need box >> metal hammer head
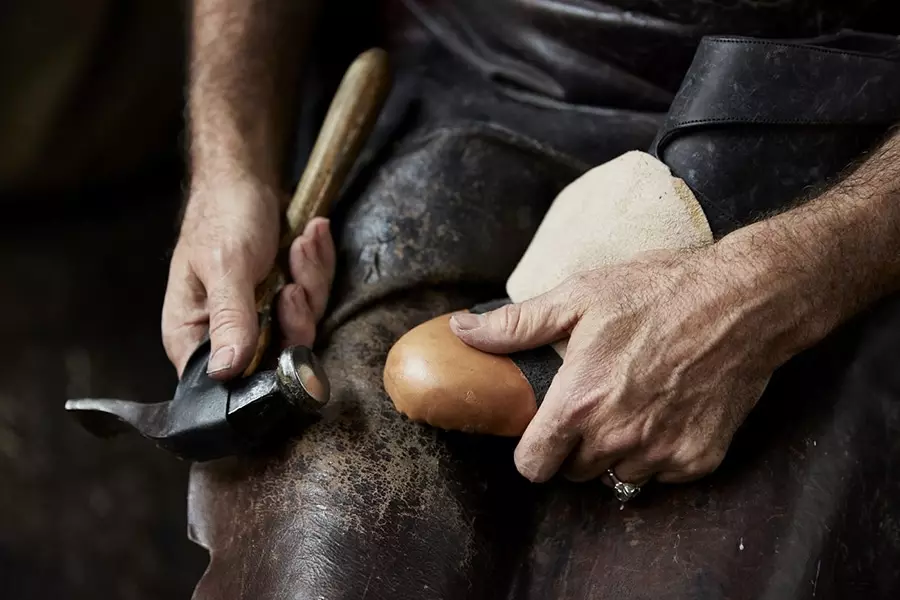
[65,340,330,462]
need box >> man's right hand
[161,177,336,380]
[173,0,327,380]
[162,177,280,379]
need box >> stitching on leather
[704,37,900,63]
[653,114,888,158]
[655,36,900,155]
[671,116,895,127]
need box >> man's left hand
[450,246,795,486]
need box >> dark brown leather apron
[187,2,900,598]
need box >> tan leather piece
[507,150,713,359]
[384,312,537,436]
[384,151,714,435]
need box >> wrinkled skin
[162,180,281,378]
[188,125,579,600]
[450,248,778,486]
[162,177,336,379]
[186,46,900,598]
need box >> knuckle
[286,321,316,347]
[673,444,726,478]
[201,236,269,278]
[559,392,597,427]
[566,271,591,290]
[564,271,597,300]
[497,302,525,335]
[672,438,708,469]
[207,244,250,275]
[605,426,642,454]
[643,443,673,465]
[594,433,633,457]
[675,461,706,479]
[696,447,727,474]
[209,306,251,336]
[638,414,673,449]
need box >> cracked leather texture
[188,3,900,599]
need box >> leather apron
[188,2,900,598]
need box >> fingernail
[450,313,484,331]
[207,346,235,374]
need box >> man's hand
[162,0,326,379]
[451,247,782,484]
[452,130,900,486]
[162,178,335,379]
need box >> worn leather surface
[653,31,900,236]
[188,4,900,600]
[509,306,900,599]
[189,34,657,600]
[400,0,897,111]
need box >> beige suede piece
[505,150,714,357]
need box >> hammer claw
[64,398,170,440]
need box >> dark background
[0,1,208,598]
[0,182,209,599]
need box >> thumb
[161,259,210,378]
[449,281,582,354]
[204,270,259,380]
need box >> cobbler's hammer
[65,48,391,461]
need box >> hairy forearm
[718,130,900,359]
[189,0,322,194]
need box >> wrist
[189,166,283,207]
[182,170,284,239]
[709,220,841,365]
[188,98,283,198]
[190,143,282,194]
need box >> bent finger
[561,434,635,483]
[310,217,336,286]
[655,446,728,484]
[276,283,317,348]
[514,368,581,482]
[288,231,331,320]
[450,276,586,354]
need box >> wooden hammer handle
[243,48,391,377]
[281,47,391,247]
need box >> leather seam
[703,37,900,63]
[669,116,894,127]
[654,115,891,165]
